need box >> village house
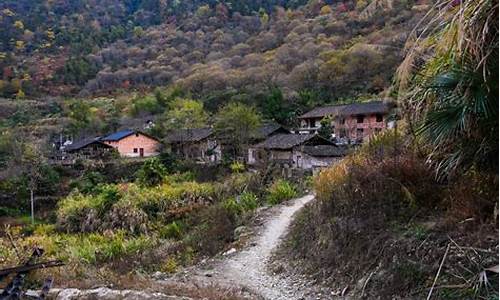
[246,122,290,162]
[165,128,221,163]
[248,133,346,171]
[62,137,116,160]
[100,129,161,157]
[298,100,395,144]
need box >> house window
[357,115,365,123]
[133,148,138,153]
[376,114,383,122]
[340,118,346,125]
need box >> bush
[186,204,236,256]
[20,230,155,265]
[57,181,216,233]
[222,197,243,216]
[220,172,261,197]
[159,221,183,239]
[229,161,245,173]
[238,192,258,211]
[266,179,297,205]
[136,157,167,186]
[70,171,106,194]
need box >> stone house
[248,133,346,171]
[100,129,161,157]
[165,128,221,163]
[298,100,395,143]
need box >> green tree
[214,103,261,158]
[262,87,293,124]
[164,98,208,130]
[66,100,104,135]
[318,117,333,140]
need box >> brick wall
[335,114,386,142]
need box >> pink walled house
[101,129,161,157]
[298,101,395,143]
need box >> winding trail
[168,194,319,299]
[220,194,314,299]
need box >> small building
[248,133,346,170]
[101,129,161,157]
[165,128,221,163]
[62,137,115,160]
[298,100,395,143]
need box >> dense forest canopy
[0,0,427,103]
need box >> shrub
[162,257,178,273]
[186,204,236,256]
[238,192,258,211]
[136,157,167,186]
[57,180,216,232]
[159,221,183,239]
[56,193,101,232]
[221,172,261,197]
[222,198,242,216]
[21,230,155,265]
[229,161,245,173]
[266,179,297,205]
[70,171,106,194]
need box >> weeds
[280,131,499,298]
[266,179,297,205]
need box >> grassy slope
[276,132,499,299]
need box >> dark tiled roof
[258,123,290,137]
[255,134,332,150]
[166,128,213,143]
[299,101,393,119]
[65,138,113,152]
[302,145,348,157]
[101,129,135,141]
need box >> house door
[139,148,144,157]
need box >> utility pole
[30,188,34,224]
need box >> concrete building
[101,129,161,157]
[298,100,395,143]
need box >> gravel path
[219,194,314,299]
[165,194,326,300]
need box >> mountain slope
[0,0,429,104]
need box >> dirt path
[165,194,325,300]
[220,194,314,299]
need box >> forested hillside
[1,0,428,104]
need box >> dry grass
[279,131,498,299]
